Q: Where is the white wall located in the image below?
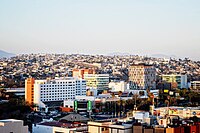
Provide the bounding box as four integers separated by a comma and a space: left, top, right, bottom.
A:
181, 75, 188, 88
33, 124, 73, 133
33, 78, 86, 108
75, 96, 96, 101
63, 100, 74, 108
109, 81, 127, 92
0, 120, 28, 133
33, 124, 53, 133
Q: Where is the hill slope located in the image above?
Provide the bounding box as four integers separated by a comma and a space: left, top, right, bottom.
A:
0, 50, 15, 58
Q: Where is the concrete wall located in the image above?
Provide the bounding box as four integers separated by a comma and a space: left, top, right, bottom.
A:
33, 124, 72, 133
0, 120, 28, 133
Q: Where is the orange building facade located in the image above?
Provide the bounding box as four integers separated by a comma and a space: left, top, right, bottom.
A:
72, 69, 95, 79
25, 78, 35, 105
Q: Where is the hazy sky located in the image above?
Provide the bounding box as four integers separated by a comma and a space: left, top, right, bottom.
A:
0, 0, 200, 60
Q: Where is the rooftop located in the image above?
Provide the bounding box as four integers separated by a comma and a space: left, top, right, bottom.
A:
0, 119, 22, 123
39, 121, 85, 128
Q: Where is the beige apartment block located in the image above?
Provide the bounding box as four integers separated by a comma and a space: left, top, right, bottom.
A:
129, 64, 156, 90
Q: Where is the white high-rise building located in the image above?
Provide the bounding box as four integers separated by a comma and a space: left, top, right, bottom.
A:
25, 77, 86, 108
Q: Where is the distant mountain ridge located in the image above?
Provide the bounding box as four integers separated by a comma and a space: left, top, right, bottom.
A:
0, 50, 15, 58
150, 54, 178, 59
107, 52, 178, 59
107, 52, 131, 56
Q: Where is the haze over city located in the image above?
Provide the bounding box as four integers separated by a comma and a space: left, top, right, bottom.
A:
0, 0, 200, 60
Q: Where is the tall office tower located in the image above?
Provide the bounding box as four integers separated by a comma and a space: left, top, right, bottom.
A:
72, 69, 95, 79
162, 74, 188, 89
25, 77, 86, 108
129, 64, 156, 90
84, 74, 109, 91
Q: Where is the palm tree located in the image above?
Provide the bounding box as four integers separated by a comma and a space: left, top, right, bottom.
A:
111, 92, 115, 99
118, 91, 123, 117
121, 100, 126, 116
132, 93, 139, 111
118, 91, 122, 97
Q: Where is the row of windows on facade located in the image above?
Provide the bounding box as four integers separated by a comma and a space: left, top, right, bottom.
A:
41, 95, 75, 98
47, 80, 86, 84
41, 92, 75, 95
86, 85, 108, 87
86, 83, 108, 85
131, 79, 155, 81
41, 89, 86, 95
41, 97, 76, 101
134, 81, 155, 84
40, 84, 86, 87
40, 86, 86, 89
129, 74, 155, 77
40, 88, 86, 91
129, 70, 155, 73
40, 88, 84, 91
129, 67, 155, 70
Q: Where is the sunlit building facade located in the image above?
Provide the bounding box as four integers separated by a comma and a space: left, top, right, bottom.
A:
129, 64, 156, 90
84, 74, 109, 91
25, 77, 86, 108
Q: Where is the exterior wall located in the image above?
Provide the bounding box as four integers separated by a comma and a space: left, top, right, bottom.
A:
34, 83, 43, 107
181, 75, 188, 88
75, 95, 96, 101
86, 88, 98, 96
0, 119, 28, 133
162, 75, 188, 89
154, 128, 165, 133
64, 100, 74, 108
84, 74, 109, 90
191, 81, 200, 91
26, 77, 86, 108
129, 64, 156, 90
144, 128, 154, 133
88, 122, 132, 133
109, 125, 132, 133
33, 124, 53, 133
63, 96, 96, 113
73, 69, 95, 79
88, 122, 112, 133
88, 125, 101, 133
133, 125, 143, 133
25, 78, 35, 104
33, 124, 72, 133
109, 81, 127, 92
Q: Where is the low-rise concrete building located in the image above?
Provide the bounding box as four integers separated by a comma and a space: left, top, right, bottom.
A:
33, 121, 87, 133
109, 81, 127, 92
88, 121, 133, 133
191, 81, 200, 92
0, 119, 28, 133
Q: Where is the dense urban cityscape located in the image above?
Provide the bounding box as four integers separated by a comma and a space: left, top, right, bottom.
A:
1, 54, 200, 88
1, 0, 200, 133
0, 53, 200, 133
